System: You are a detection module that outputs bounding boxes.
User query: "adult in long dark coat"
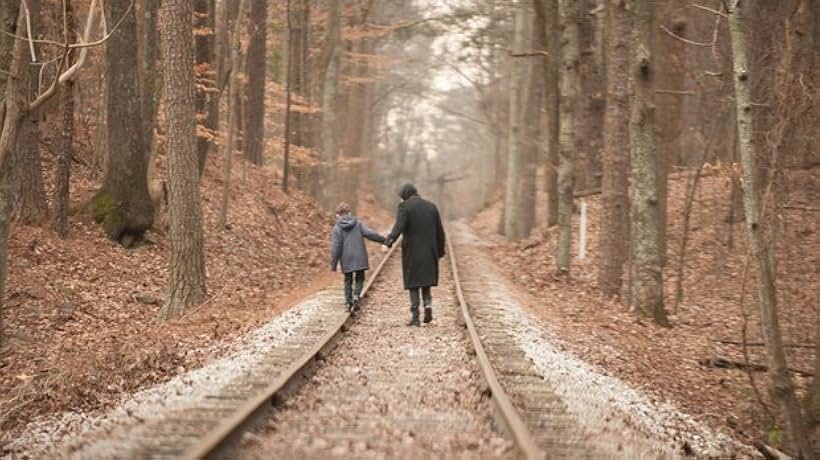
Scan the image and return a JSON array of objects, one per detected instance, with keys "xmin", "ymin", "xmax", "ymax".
[{"xmin": 385, "ymin": 183, "xmax": 446, "ymax": 326}]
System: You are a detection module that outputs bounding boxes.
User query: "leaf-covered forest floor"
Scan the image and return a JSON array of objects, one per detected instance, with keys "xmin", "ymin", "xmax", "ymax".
[
  {"xmin": 0, "ymin": 139, "xmax": 392, "ymax": 446},
  {"xmin": 470, "ymin": 166, "xmax": 819, "ymax": 451}
]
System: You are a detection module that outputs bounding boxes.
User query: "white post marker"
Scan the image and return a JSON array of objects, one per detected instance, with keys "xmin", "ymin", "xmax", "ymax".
[{"xmin": 578, "ymin": 200, "xmax": 587, "ymax": 261}]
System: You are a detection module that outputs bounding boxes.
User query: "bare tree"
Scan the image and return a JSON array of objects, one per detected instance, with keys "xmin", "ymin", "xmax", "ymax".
[
  {"xmin": 320, "ymin": 0, "xmax": 343, "ymax": 209},
  {"xmin": 161, "ymin": 0, "xmax": 208, "ymax": 318},
  {"xmin": 628, "ymin": 0, "xmax": 668, "ymax": 326},
  {"xmin": 598, "ymin": 0, "xmax": 630, "ymax": 296},
  {"xmin": 91, "ymin": 0, "xmax": 154, "ymax": 246},
  {"xmin": 243, "ymin": 0, "xmax": 267, "ymax": 166},
  {"xmin": 8, "ymin": 0, "xmax": 48, "ymax": 224},
  {"xmin": 555, "ymin": 0, "xmax": 579, "ymax": 274},
  {"xmin": 502, "ymin": 0, "xmax": 528, "ymax": 240},
  {"xmin": 0, "ymin": 0, "xmax": 103, "ymax": 344},
  {"xmin": 727, "ymin": 1, "xmax": 812, "ymax": 456},
  {"xmin": 220, "ymin": 0, "xmax": 248, "ymax": 227},
  {"xmin": 533, "ymin": 0, "xmax": 559, "ymax": 227},
  {"xmin": 141, "ymin": 0, "xmax": 160, "ymax": 162},
  {"xmin": 195, "ymin": 0, "xmax": 217, "ymax": 173},
  {"xmin": 55, "ymin": 0, "xmax": 76, "ymax": 238}
]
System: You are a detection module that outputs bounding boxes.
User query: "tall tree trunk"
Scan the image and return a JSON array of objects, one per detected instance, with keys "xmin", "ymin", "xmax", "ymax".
[
  {"xmin": 0, "ymin": 5, "xmax": 30, "ymax": 346},
  {"xmin": 534, "ymin": 0, "xmax": 559, "ymax": 227},
  {"xmin": 92, "ymin": 0, "xmax": 153, "ymax": 246},
  {"xmin": 141, "ymin": 0, "xmax": 160, "ymax": 163},
  {"xmin": 320, "ymin": 0, "xmax": 342, "ymax": 210},
  {"xmin": 243, "ymin": 0, "xmax": 268, "ymax": 166},
  {"xmin": 503, "ymin": 1, "xmax": 527, "ymax": 240},
  {"xmin": 628, "ymin": 0, "xmax": 668, "ymax": 326},
  {"xmin": 55, "ymin": 0, "xmax": 76, "ymax": 238},
  {"xmin": 10, "ymin": 0, "xmax": 47, "ymax": 224},
  {"xmin": 290, "ymin": 0, "xmax": 310, "ymax": 148},
  {"xmin": 555, "ymin": 0, "xmax": 579, "ymax": 273},
  {"xmin": 728, "ymin": 2, "xmax": 812, "ymax": 456},
  {"xmin": 220, "ymin": 0, "xmax": 247, "ymax": 227},
  {"xmin": 0, "ymin": 0, "xmax": 20, "ymax": 130},
  {"xmin": 576, "ymin": 0, "xmax": 605, "ymax": 191},
  {"xmin": 520, "ymin": 25, "xmax": 543, "ymax": 237},
  {"xmin": 161, "ymin": 0, "xmax": 207, "ymax": 318},
  {"xmin": 195, "ymin": 0, "xmax": 217, "ymax": 174},
  {"xmin": 598, "ymin": 0, "xmax": 630, "ymax": 297}
]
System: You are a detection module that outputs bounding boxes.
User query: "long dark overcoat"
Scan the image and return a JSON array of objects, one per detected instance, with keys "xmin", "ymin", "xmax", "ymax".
[{"xmin": 386, "ymin": 187, "xmax": 446, "ymax": 289}]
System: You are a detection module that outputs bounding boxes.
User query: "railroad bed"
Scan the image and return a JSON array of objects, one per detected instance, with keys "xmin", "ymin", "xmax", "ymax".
[
  {"xmin": 236, "ymin": 247, "xmax": 511, "ymax": 458},
  {"xmin": 39, "ymin": 227, "xmax": 687, "ymax": 459}
]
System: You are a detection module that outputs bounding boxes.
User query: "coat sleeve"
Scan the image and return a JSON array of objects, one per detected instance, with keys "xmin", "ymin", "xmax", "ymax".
[
  {"xmin": 385, "ymin": 202, "xmax": 408, "ymax": 247},
  {"xmin": 330, "ymin": 226, "xmax": 342, "ymax": 271},
  {"xmin": 360, "ymin": 221, "xmax": 386, "ymax": 244},
  {"xmin": 435, "ymin": 206, "xmax": 446, "ymax": 258}
]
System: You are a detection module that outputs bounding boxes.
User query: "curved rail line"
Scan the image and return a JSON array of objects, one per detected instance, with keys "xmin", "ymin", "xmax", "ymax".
[
  {"xmin": 183, "ymin": 240, "xmax": 400, "ymax": 459},
  {"xmin": 183, "ymin": 233, "xmax": 544, "ymax": 459},
  {"xmin": 446, "ymin": 236, "xmax": 544, "ymax": 460}
]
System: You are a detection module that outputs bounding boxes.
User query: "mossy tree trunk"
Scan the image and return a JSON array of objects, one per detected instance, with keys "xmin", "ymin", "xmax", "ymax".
[
  {"xmin": 161, "ymin": 0, "xmax": 208, "ymax": 318},
  {"xmin": 93, "ymin": 0, "xmax": 153, "ymax": 246}
]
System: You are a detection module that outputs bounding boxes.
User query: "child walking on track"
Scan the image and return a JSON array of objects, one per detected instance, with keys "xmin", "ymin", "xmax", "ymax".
[{"xmin": 329, "ymin": 202, "xmax": 386, "ymax": 312}]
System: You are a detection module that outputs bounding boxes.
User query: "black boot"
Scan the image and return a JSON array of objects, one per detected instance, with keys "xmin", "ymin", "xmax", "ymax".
[
  {"xmin": 423, "ymin": 307, "xmax": 432, "ymax": 324},
  {"xmin": 407, "ymin": 306, "xmax": 420, "ymax": 327}
]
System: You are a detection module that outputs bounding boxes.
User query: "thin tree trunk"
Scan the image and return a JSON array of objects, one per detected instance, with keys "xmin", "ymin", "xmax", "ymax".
[
  {"xmin": 243, "ymin": 0, "xmax": 267, "ymax": 166},
  {"xmin": 556, "ymin": 0, "xmax": 579, "ymax": 274},
  {"xmin": 162, "ymin": 0, "xmax": 207, "ymax": 318},
  {"xmin": 727, "ymin": 2, "xmax": 812, "ymax": 456},
  {"xmin": 220, "ymin": 0, "xmax": 247, "ymax": 227},
  {"xmin": 141, "ymin": 0, "xmax": 160, "ymax": 163},
  {"xmin": 598, "ymin": 0, "xmax": 630, "ymax": 297},
  {"xmin": 628, "ymin": 0, "xmax": 668, "ymax": 326},
  {"xmin": 503, "ymin": 1, "xmax": 527, "ymax": 240},
  {"xmin": 283, "ymin": 0, "xmax": 294, "ymax": 193},
  {"xmin": 534, "ymin": 0, "xmax": 559, "ymax": 227},
  {"xmin": 55, "ymin": 0, "xmax": 76, "ymax": 238},
  {"xmin": 320, "ymin": 0, "xmax": 342, "ymax": 210},
  {"xmin": 195, "ymin": 0, "xmax": 216, "ymax": 174}
]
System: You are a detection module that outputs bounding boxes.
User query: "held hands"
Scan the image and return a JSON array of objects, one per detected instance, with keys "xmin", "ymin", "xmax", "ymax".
[{"xmin": 380, "ymin": 245, "xmax": 389, "ymax": 253}]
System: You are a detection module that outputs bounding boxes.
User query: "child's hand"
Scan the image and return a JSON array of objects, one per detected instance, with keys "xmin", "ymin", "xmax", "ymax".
[{"xmin": 380, "ymin": 245, "xmax": 389, "ymax": 253}]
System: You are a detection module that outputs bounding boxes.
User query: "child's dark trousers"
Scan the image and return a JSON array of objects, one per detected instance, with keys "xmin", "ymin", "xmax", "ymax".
[{"xmin": 344, "ymin": 270, "xmax": 365, "ymax": 305}]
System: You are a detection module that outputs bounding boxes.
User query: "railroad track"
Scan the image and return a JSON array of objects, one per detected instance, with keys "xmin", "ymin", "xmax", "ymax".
[{"xmin": 62, "ymin": 228, "xmax": 646, "ymax": 459}]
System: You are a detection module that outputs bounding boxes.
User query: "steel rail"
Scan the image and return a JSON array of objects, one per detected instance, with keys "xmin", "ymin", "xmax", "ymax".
[
  {"xmin": 446, "ymin": 235, "xmax": 544, "ymax": 460},
  {"xmin": 183, "ymin": 239, "xmax": 401, "ymax": 460}
]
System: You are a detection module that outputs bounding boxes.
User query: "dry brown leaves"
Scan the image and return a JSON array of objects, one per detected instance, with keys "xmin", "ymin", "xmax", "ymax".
[{"xmin": 470, "ymin": 168, "xmax": 819, "ymax": 448}]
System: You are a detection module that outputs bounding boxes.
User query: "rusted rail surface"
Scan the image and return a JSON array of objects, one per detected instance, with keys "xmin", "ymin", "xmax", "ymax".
[{"xmin": 446, "ymin": 236, "xmax": 544, "ymax": 460}]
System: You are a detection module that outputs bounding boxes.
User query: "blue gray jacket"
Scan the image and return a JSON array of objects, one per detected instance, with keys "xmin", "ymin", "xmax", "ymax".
[{"xmin": 330, "ymin": 214, "xmax": 386, "ymax": 273}]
